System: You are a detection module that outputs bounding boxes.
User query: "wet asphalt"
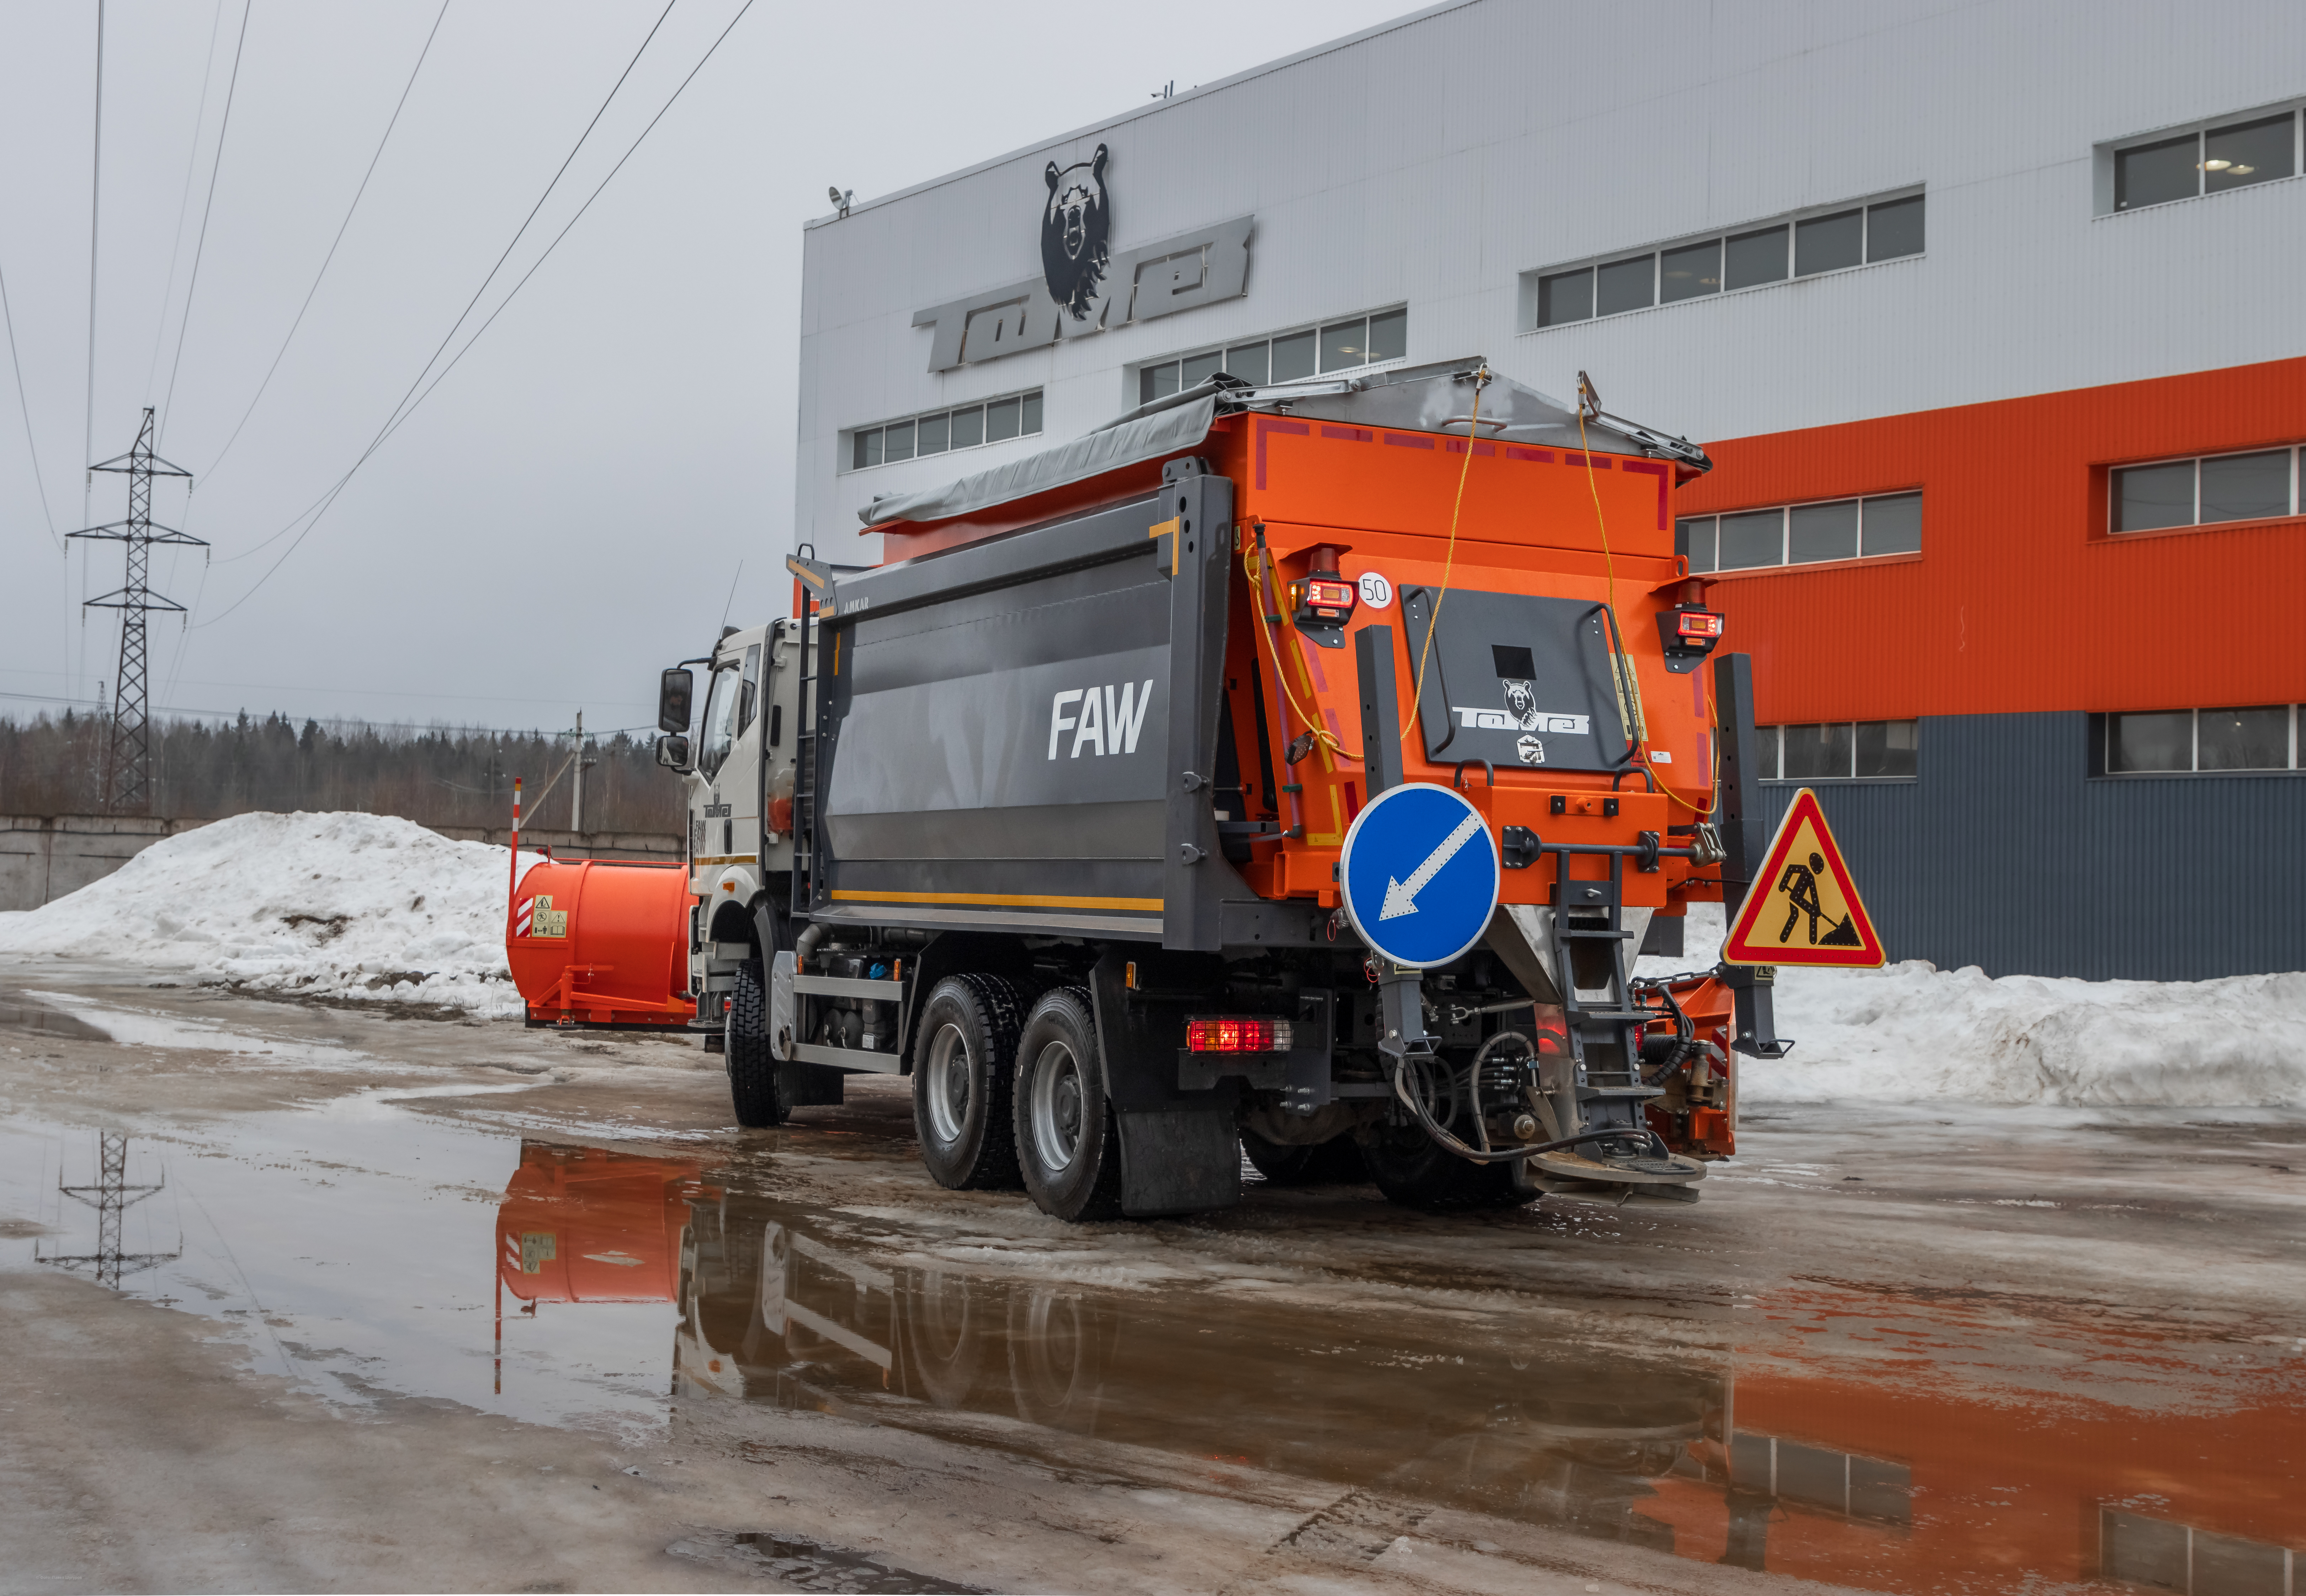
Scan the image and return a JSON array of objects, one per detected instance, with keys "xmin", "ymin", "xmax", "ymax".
[{"xmin": 1, "ymin": 968, "xmax": 2301, "ymax": 1595}]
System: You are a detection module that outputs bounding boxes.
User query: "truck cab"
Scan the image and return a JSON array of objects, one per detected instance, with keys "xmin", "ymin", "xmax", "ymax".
[{"xmin": 659, "ymin": 619, "xmax": 804, "ymax": 1037}]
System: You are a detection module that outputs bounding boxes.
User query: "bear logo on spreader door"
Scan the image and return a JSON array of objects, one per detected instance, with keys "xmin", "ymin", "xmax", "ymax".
[{"xmin": 1042, "ymin": 145, "xmax": 1110, "ymax": 319}]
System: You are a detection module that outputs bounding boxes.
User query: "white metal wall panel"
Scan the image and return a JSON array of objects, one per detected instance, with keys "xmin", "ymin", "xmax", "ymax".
[{"xmin": 796, "ymin": 0, "xmax": 2306, "ymax": 549}]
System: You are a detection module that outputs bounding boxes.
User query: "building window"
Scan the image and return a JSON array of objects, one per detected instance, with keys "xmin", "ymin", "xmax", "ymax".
[
  {"xmin": 1136, "ymin": 307, "xmax": 1407, "ymax": 405},
  {"xmin": 2098, "ymin": 705, "xmax": 2300, "ymax": 775},
  {"xmin": 1678, "ymin": 491, "xmax": 1921, "ymax": 573},
  {"xmin": 2110, "ymin": 445, "xmax": 2301, "ymax": 532},
  {"xmin": 1755, "ymin": 721, "xmax": 1919, "ymax": 781},
  {"xmin": 2107, "ymin": 105, "xmax": 2303, "ymax": 212},
  {"xmin": 848, "ymin": 389, "xmax": 1042, "ymax": 472},
  {"xmin": 1528, "ymin": 190, "xmax": 1923, "ymax": 329}
]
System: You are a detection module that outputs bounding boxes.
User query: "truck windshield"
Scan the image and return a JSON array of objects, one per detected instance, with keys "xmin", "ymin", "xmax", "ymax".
[{"xmin": 698, "ymin": 663, "xmax": 743, "ymax": 780}]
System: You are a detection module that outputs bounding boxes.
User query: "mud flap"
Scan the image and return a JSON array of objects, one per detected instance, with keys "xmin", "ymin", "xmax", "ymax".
[
  {"xmin": 1115, "ymin": 1109, "xmax": 1239, "ymax": 1217},
  {"xmin": 1087, "ymin": 947, "xmax": 1239, "ymax": 1217},
  {"xmin": 767, "ymin": 949, "xmax": 843, "ymax": 1105}
]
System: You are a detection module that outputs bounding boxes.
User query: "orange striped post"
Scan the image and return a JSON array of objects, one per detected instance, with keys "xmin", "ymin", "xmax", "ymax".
[{"xmin": 508, "ymin": 776, "xmax": 523, "ymax": 929}]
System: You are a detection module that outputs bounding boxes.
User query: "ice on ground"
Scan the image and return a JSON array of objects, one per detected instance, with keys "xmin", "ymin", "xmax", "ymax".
[
  {"xmin": 0, "ymin": 812, "xmax": 543, "ymax": 1017},
  {"xmin": 1640, "ymin": 904, "xmax": 2306, "ymax": 1108}
]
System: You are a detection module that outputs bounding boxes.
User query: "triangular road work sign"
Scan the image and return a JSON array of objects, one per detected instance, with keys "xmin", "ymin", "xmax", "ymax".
[{"xmin": 1722, "ymin": 788, "xmax": 1885, "ymax": 967}]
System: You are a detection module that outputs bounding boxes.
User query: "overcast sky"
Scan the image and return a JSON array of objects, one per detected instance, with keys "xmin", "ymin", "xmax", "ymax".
[{"xmin": 0, "ymin": 0, "xmax": 1415, "ymax": 740}]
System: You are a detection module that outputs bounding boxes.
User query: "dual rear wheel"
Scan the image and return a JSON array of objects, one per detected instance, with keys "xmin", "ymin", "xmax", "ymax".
[{"xmin": 912, "ymin": 979, "xmax": 1123, "ymax": 1222}]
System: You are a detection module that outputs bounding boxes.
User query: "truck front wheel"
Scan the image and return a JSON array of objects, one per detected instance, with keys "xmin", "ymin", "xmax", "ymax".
[
  {"xmin": 1013, "ymin": 988, "xmax": 1123, "ymax": 1223},
  {"xmin": 912, "ymin": 975, "xmax": 1027, "ymax": 1190},
  {"xmin": 727, "ymin": 961, "xmax": 792, "ymax": 1128}
]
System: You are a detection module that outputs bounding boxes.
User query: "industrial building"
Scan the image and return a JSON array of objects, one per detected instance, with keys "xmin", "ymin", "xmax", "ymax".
[{"xmin": 793, "ymin": 0, "xmax": 2306, "ymax": 980}]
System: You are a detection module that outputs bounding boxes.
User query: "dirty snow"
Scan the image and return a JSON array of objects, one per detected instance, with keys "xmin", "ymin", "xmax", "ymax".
[
  {"xmin": 1640, "ymin": 905, "xmax": 2306, "ymax": 1108},
  {"xmin": 0, "ymin": 812, "xmax": 543, "ymax": 1017},
  {"xmin": 2, "ymin": 811, "xmax": 2300, "ymax": 1104}
]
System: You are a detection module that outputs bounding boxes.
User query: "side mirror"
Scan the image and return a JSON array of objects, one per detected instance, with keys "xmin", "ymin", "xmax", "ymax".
[
  {"xmin": 655, "ymin": 733, "xmax": 691, "ymax": 770},
  {"xmin": 658, "ymin": 667, "xmax": 695, "ymax": 734}
]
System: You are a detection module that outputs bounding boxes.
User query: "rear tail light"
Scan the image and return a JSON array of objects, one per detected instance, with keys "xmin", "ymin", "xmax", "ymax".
[
  {"xmin": 1185, "ymin": 1017, "xmax": 1295, "ymax": 1052},
  {"xmin": 1289, "ymin": 576, "xmax": 1358, "ymax": 630},
  {"xmin": 1659, "ymin": 605, "xmax": 1726, "ymax": 659}
]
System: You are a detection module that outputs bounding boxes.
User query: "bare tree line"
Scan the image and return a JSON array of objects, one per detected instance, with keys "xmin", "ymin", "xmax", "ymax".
[{"xmin": 0, "ymin": 709, "xmax": 682, "ymax": 834}]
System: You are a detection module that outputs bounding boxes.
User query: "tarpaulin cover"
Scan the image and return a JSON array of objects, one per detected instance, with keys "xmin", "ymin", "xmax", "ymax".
[
  {"xmin": 856, "ymin": 358, "xmax": 1676, "ymax": 528},
  {"xmin": 859, "ymin": 395, "xmax": 1216, "ymax": 527}
]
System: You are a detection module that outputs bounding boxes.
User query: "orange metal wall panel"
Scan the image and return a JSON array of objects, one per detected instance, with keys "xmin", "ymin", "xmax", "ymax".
[{"xmin": 1679, "ymin": 356, "xmax": 2306, "ymax": 723}]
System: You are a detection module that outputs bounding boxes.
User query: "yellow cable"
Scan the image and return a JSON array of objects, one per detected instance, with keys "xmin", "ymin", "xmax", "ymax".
[
  {"xmin": 1576, "ymin": 406, "xmax": 1647, "ymax": 747},
  {"xmin": 1402, "ymin": 369, "xmax": 1486, "ymax": 742},
  {"xmin": 1244, "ymin": 542, "xmax": 1357, "ymax": 764}
]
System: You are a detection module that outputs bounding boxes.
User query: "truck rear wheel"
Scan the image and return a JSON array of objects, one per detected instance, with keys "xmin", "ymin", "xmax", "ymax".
[
  {"xmin": 912, "ymin": 975, "xmax": 1028, "ymax": 1190},
  {"xmin": 727, "ymin": 961, "xmax": 792, "ymax": 1128},
  {"xmin": 1012, "ymin": 987, "xmax": 1124, "ymax": 1223},
  {"xmin": 1361, "ymin": 1105, "xmax": 1531, "ymax": 1213}
]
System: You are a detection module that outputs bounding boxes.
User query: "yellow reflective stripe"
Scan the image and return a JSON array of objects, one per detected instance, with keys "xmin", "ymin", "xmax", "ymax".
[{"xmin": 829, "ymin": 888, "xmax": 1162, "ymax": 913}]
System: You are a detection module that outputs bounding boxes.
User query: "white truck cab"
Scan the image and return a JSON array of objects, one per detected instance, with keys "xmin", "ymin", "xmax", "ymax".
[{"xmin": 657, "ymin": 618, "xmax": 806, "ymax": 1036}]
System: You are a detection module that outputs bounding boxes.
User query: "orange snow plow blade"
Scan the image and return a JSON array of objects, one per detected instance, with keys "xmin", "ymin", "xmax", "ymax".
[{"xmin": 506, "ymin": 857, "xmax": 694, "ymax": 1029}]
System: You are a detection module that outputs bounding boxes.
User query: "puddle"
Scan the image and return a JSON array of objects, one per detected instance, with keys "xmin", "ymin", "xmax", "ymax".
[
  {"xmin": 668, "ymin": 1529, "xmax": 987, "ymax": 1592},
  {"xmin": 20, "ymin": 989, "xmax": 368, "ymax": 1068},
  {"xmin": 4, "ymin": 1110, "xmax": 2300, "ymax": 1591},
  {"xmin": 0, "ymin": 991, "xmax": 113, "ymax": 1042}
]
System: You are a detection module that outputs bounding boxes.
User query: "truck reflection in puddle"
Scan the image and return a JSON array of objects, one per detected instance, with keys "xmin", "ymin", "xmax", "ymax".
[{"xmin": 500, "ymin": 1141, "xmax": 2304, "ymax": 1592}]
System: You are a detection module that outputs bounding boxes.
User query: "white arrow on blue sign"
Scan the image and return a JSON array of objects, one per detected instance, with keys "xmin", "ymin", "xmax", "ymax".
[{"xmin": 1339, "ymin": 781, "xmax": 1502, "ymax": 968}]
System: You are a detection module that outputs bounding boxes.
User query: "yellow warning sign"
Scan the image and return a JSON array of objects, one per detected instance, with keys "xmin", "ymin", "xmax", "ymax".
[
  {"xmin": 1721, "ymin": 788, "xmax": 1884, "ymax": 967},
  {"xmin": 529, "ymin": 894, "xmax": 569, "ymax": 939}
]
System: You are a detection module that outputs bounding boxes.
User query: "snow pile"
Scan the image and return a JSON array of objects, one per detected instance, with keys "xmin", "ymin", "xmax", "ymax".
[
  {"xmin": 1640, "ymin": 905, "xmax": 2306, "ymax": 1108},
  {"xmin": 0, "ymin": 812, "xmax": 542, "ymax": 1016}
]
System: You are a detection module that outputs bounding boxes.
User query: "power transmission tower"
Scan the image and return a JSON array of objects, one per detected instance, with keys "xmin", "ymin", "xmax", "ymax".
[
  {"xmin": 38, "ymin": 1130, "xmax": 181, "ymax": 1290},
  {"xmin": 68, "ymin": 407, "xmax": 204, "ymax": 813}
]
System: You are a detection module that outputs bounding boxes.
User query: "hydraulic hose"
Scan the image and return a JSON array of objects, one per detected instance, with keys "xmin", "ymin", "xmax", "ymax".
[{"xmin": 1386, "ymin": 1041, "xmax": 1670, "ymax": 1166}]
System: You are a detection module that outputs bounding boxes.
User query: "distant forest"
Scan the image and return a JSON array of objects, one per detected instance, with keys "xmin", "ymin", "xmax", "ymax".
[{"xmin": 0, "ymin": 709, "xmax": 683, "ymax": 834}]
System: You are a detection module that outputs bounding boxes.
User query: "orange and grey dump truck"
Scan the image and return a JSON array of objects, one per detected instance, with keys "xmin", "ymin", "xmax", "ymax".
[{"xmin": 649, "ymin": 360, "xmax": 1786, "ymax": 1220}]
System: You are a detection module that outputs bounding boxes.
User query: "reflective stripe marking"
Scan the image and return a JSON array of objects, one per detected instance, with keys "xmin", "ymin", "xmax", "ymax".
[{"xmin": 829, "ymin": 888, "xmax": 1162, "ymax": 912}]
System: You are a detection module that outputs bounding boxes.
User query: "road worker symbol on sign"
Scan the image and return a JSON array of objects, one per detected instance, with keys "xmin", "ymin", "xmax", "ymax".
[{"xmin": 1721, "ymin": 788, "xmax": 1884, "ymax": 967}]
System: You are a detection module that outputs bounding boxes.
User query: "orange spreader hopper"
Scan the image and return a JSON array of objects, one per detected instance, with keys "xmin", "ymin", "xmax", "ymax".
[{"xmin": 506, "ymin": 857, "xmax": 694, "ymax": 1029}]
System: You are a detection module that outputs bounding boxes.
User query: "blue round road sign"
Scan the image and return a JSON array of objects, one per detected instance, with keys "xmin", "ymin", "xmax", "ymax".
[{"xmin": 1339, "ymin": 782, "xmax": 1502, "ymax": 968}]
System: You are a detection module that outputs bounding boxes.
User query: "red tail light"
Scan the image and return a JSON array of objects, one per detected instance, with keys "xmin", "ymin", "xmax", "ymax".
[
  {"xmin": 1185, "ymin": 1017, "xmax": 1295, "ymax": 1052},
  {"xmin": 1675, "ymin": 610, "xmax": 1725, "ymax": 640},
  {"xmin": 1290, "ymin": 576, "xmax": 1357, "ymax": 629}
]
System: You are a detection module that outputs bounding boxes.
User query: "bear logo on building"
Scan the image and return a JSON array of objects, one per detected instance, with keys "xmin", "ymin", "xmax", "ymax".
[{"xmin": 1041, "ymin": 145, "xmax": 1110, "ymax": 320}]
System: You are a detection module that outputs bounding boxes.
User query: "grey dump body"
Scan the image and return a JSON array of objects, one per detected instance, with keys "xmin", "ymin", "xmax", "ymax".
[{"xmin": 806, "ymin": 458, "xmax": 1308, "ymax": 953}]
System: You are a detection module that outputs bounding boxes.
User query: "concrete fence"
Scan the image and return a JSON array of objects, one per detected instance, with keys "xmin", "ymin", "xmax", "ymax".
[{"xmin": 0, "ymin": 814, "xmax": 683, "ymax": 913}]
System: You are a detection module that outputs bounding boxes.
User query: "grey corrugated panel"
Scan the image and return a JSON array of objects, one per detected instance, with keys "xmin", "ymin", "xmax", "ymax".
[
  {"xmin": 800, "ymin": 0, "xmax": 2306, "ymax": 547},
  {"xmin": 1757, "ymin": 713, "xmax": 2306, "ymax": 979}
]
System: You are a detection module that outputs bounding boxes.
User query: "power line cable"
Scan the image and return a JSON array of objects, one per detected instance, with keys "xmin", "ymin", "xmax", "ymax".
[
  {"xmin": 141, "ymin": 0, "xmax": 228, "ymax": 405},
  {"xmin": 197, "ymin": 0, "xmax": 765, "ymax": 632},
  {"xmin": 83, "ymin": 0, "xmax": 104, "ymax": 536},
  {"xmin": 200, "ymin": 0, "xmax": 451, "ymax": 482},
  {"xmin": 0, "ymin": 252, "xmax": 60, "ymax": 548},
  {"xmin": 211, "ymin": 0, "xmax": 678, "ymax": 572},
  {"xmin": 158, "ymin": 0, "xmax": 253, "ymax": 450},
  {"xmin": 79, "ymin": 0, "xmax": 106, "ymax": 709}
]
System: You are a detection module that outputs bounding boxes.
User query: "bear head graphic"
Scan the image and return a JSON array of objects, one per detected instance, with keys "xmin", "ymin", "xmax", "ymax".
[{"xmin": 1042, "ymin": 145, "xmax": 1111, "ymax": 320}]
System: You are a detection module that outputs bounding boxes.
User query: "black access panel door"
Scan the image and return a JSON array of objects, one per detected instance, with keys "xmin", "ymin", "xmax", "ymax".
[{"xmin": 1398, "ymin": 586, "xmax": 1634, "ymax": 772}]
